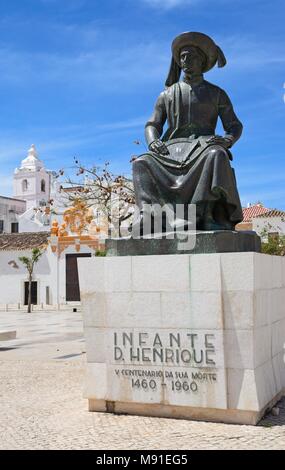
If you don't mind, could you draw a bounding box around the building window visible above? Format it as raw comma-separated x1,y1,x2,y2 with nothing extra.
41,179,46,192
22,179,28,192
0,220,4,233
11,222,19,233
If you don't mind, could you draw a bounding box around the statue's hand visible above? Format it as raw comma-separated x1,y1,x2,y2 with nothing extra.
206,136,232,149
149,139,170,156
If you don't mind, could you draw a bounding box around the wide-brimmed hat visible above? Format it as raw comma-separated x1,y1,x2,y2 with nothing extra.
165,31,226,87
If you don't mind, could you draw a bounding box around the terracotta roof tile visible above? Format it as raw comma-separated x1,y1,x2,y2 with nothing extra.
242,204,269,222
62,186,83,193
0,232,50,251
255,209,285,219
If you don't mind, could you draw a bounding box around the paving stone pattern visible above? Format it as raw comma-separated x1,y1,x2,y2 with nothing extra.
0,310,284,450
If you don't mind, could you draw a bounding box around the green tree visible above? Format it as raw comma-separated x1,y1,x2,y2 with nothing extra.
19,248,44,313
261,235,285,256
260,225,285,256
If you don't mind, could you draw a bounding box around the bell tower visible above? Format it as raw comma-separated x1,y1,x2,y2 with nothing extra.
13,145,50,210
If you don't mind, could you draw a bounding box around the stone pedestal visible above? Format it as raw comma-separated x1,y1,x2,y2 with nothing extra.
79,252,285,425
106,230,261,256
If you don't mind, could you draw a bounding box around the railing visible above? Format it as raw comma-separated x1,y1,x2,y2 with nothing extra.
0,303,82,312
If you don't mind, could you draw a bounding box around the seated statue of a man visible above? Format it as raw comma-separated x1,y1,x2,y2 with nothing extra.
132,32,243,233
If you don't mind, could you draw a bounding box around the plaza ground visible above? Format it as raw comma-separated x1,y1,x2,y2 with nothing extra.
0,310,284,450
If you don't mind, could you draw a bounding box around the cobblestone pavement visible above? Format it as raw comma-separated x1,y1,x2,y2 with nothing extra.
0,309,84,361
0,310,285,450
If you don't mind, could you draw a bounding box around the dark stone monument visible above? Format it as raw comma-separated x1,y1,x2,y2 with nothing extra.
106,231,261,256
80,34,284,427
107,31,260,255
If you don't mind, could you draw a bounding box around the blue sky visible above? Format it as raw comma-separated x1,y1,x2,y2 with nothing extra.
0,0,284,208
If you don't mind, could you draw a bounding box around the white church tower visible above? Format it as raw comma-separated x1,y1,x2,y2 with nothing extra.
13,145,51,210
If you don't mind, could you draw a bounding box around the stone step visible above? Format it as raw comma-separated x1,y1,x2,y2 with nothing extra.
0,330,17,341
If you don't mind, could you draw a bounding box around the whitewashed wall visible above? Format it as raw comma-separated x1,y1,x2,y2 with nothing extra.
0,247,56,305
0,197,26,233
13,168,50,210
253,216,285,239
0,244,95,307
18,208,51,233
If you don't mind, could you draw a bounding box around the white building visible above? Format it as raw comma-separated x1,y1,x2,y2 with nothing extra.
236,203,285,240
0,231,100,309
0,196,26,234
0,144,132,310
13,144,51,210
252,209,285,240
0,232,52,308
11,144,64,232
10,144,134,236
235,203,270,231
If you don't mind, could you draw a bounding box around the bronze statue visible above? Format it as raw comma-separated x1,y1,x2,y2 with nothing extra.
132,32,243,232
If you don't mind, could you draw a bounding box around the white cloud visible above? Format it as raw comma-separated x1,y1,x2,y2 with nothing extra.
0,141,30,163
140,0,265,9
96,116,147,131
141,0,194,9
0,39,169,91
0,16,282,95
219,35,285,69
39,0,86,10
238,172,285,189
0,171,15,196
0,114,146,171
240,188,285,207
3,32,281,95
